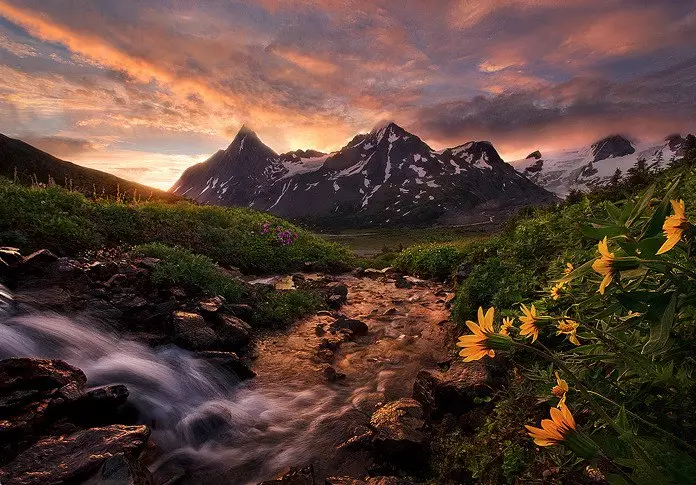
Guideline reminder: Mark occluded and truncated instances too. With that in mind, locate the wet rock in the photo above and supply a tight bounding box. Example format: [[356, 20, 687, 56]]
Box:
[[213, 314, 252, 349], [383, 308, 399, 316], [104, 274, 128, 288], [0, 424, 150, 485], [326, 478, 419, 485], [258, 465, 315, 484], [412, 361, 494, 417], [111, 294, 148, 311], [20, 249, 59, 271], [227, 303, 253, 321], [315, 323, 327, 336], [199, 296, 225, 316], [168, 286, 187, 299], [87, 261, 120, 281], [319, 335, 344, 351], [326, 282, 349, 308], [93, 452, 153, 485], [328, 294, 346, 309], [330, 317, 368, 336], [394, 276, 412, 289], [14, 285, 71, 310], [67, 385, 130, 427], [172, 311, 217, 351], [321, 364, 346, 382], [194, 351, 256, 380], [370, 398, 426, 467], [314, 348, 335, 363]]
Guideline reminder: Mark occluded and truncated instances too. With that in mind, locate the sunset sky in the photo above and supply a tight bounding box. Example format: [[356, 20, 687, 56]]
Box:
[[1, 0, 695, 190]]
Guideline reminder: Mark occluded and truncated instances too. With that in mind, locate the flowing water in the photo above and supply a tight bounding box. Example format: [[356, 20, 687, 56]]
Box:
[[0, 277, 453, 484]]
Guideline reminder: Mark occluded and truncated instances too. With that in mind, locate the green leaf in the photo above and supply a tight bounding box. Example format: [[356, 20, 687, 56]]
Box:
[[620, 200, 635, 225], [641, 178, 679, 238], [617, 236, 666, 258], [626, 184, 655, 227], [581, 224, 627, 240], [606, 201, 623, 222], [615, 291, 663, 313], [606, 474, 631, 485], [642, 293, 677, 356]]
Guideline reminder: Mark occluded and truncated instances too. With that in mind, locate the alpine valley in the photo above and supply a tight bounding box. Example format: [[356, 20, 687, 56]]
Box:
[[170, 123, 557, 229]]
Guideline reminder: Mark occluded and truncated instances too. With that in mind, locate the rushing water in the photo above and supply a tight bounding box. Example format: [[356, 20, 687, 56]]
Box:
[[0, 277, 452, 484]]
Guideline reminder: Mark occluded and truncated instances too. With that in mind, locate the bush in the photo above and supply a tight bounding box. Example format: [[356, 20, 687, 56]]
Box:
[[393, 241, 479, 280], [0, 177, 354, 274], [452, 175, 696, 483]]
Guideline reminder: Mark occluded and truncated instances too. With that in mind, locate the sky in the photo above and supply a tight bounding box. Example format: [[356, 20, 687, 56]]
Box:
[[1, 0, 695, 190]]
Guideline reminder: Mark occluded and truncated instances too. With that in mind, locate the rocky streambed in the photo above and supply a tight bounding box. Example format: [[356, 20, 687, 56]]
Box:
[[0, 249, 506, 484]]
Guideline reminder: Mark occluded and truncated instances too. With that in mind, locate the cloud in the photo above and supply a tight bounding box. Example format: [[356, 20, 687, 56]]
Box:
[[0, 0, 694, 182], [22, 135, 96, 157]]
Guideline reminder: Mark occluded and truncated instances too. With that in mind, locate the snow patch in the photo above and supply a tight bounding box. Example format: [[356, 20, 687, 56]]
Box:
[[409, 165, 427, 177]]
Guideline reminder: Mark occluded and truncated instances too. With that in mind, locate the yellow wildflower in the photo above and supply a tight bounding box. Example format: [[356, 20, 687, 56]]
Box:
[[519, 303, 541, 342], [592, 237, 615, 295], [525, 401, 576, 447], [556, 319, 580, 346], [657, 199, 689, 255], [550, 282, 565, 300], [456, 307, 512, 362], [551, 371, 568, 399], [564, 262, 574, 275], [500, 317, 514, 336]]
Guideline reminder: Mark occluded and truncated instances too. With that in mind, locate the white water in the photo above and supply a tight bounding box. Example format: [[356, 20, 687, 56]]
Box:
[[0, 278, 452, 483]]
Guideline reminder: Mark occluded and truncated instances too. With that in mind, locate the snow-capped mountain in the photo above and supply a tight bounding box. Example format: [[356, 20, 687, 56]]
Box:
[[171, 123, 556, 228], [511, 134, 686, 197]]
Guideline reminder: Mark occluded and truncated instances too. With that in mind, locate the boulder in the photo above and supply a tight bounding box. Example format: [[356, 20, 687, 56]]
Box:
[[194, 351, 256, 380], [370, 398, 426, 467], [0, 425, 150, 485], [394, 276, 412, 289], [67, 385, 130, 427], [455, 262, 474, 284], [258, 465, 315, 484], [227, 303, 253, 321], [412, 361, 494, 417], [20, 249, 59, 271], [213, 314, 252, 349], [321, 364, 346, 382], [172, 311, 217, 351], [330, 317, 368, 336], [92, 452, 153, 485], [199, 296, 225, 316]]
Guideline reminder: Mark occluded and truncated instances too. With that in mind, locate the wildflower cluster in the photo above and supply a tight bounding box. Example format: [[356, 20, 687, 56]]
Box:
[[261, 222, 299, 246], [454, 178, 696, 483]]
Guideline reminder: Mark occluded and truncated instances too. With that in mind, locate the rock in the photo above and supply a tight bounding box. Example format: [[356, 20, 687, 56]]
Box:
[[14, 286, 71, 310], [93, 452, 153, 484], [87, 261, 120, 281], [258, 465, 315, 484], [227, 303, 253, 321], [394, 276, 412, 289], [330, 317, 368, 336], [172, 311, 217, 351], [321, 364, 346, 382], [104, 274, 127, 288], [412, 361, 494, 417], [111, 295, 148, 311], [327, 294, 346, 309], [591, 134, 635, 162], [319, 335, 344, 351], [326, 478, 419, 485], [67, 385, 130, 427], [194, 351, 256, 380], [135, 257, 160, 270], [314, 348, 335, 363], [455, 262, 474, 284], [383, 308, 399, 316], [327, 282, 348, 298], [20, 249, 58, 271], [315, 324, 326, 336], [370, 398, 426, 467], [0, 425, 150, 485], [169, 286, 187, 299], [213, 314, 252, 349], [199, 296, 225, 316]]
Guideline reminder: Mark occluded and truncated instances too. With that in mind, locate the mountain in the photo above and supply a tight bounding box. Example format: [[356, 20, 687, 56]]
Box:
[[0, 134, 178, 201], [171, 123, 557, 228], [512, 134, 686, 197]]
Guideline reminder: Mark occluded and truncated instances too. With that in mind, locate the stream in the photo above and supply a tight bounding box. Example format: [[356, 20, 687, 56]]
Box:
[[0, 276, 454, 484]]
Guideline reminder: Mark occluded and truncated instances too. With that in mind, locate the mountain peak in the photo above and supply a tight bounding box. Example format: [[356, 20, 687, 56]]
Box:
[[591, 134, 635, 162]]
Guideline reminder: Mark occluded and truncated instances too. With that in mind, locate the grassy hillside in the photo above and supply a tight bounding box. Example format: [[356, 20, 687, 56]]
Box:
[[0, 133, 178, 202], [0, 176, 352, 274]]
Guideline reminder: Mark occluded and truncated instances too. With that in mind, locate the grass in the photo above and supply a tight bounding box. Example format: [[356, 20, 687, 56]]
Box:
[[320, 226, 486, 258], [0, 176, 354, 274]]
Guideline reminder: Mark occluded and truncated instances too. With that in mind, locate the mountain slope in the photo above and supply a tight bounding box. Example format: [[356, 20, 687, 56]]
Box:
[[512, 134, 685, 197], [172, 123, 556, 228], [0, 134, 178, 201]]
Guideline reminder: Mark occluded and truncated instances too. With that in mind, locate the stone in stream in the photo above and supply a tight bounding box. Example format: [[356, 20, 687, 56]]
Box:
[[94, 452, 153, 485], [198, 295, 225, 316], [211, 314, 252, 349], [321, 364, 346, 382], [369, 398, 427, 469], [394, 275, 413, 289], [0, 424, 151, 485], [194, 351, 256, 380], [330, 317, 368, 336], [172, 311, 217, 350], [258, 465, 315, 484], [412, 361, 496, 418]]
